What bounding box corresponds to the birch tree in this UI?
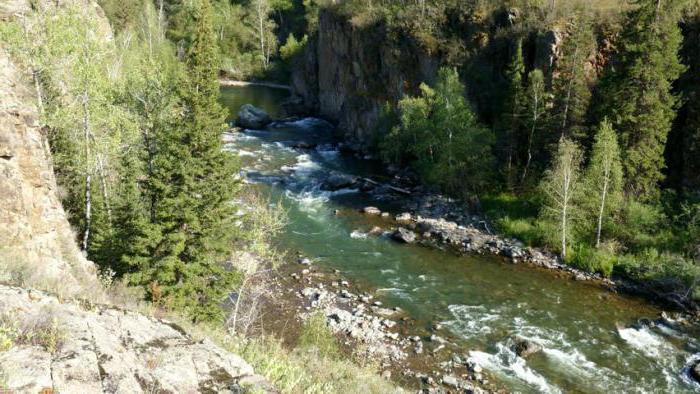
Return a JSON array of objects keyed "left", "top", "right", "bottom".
[
  {"left": 521, "top": 69, "right": 547, "bottom": 184},
  {"left": 584, "top": 119, "right": 623, "bottom": 247},
  {"left": 539, "top": 138, "right": 583, "bottom": 259}
]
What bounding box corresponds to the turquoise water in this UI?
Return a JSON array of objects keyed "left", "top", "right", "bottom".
[{"left": 221, "top": 86, "right": 700, "bottom": 393}]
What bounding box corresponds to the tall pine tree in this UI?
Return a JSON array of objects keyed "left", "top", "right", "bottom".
[
  {"left": 598, "top": 0, "right": 685, "bottom": 200},
  {"left": 552, "top": 12, "right": 594, "bottom": 142},
  {"left": 126, "top": 0, "right": 240, "bottom": 322},
  {"left": 499, "top": 39, "right": 526, "bottom": 188}
]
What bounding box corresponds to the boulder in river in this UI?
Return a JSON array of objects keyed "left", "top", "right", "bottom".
[
  {"left": 512, "top": 338, "right": 542, "bottom": 358},
  {"left": 321, "top": 173, "right": 357, "bottom": 191},
  {"left": 236, "top": 104, "right": 272, "bottom": 129},
  {"left": 391, "top": 227, "right": 417, "bottom": 244},
  {"left": 362, "top": 206, "right": 382, "bottom": 215},
  {"left": 690, "top": 361, "right": 700, "bottom": 384}
]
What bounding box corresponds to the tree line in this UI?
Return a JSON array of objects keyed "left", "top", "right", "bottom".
[
  {"left": 1, "top": 0, "right": 253, "bottom": 321},
  {"left": 378, "top": 0, "right": 700, "bottom": 302}
]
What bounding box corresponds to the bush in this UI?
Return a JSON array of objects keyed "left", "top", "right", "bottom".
[
  {"left": 617, "top": 249, "right": 700, "bottom": 300},
  {"left": 298, "top": 312, "right": 340, "bottom": 359},
  {"left": 569, "top": 244, "right": 616, "bottom": 277}
]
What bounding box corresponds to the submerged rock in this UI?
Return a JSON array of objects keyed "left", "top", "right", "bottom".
[
  {"left": 512, "top": 338, "right": 542, "bottom": 358},
  {"left": 391, "top": 227, "right": 416, "bottom": 244},
  {"left": 236, "top": 104, "right": 272, "bottom": 129},
  {"left": 321, "top": 173, "right": 357, "bottom": 191}
]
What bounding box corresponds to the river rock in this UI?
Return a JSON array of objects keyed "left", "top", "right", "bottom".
[
  {"left": 442, "top": 375, "right": 459, "bottom": 387},
  {"left": 395, "top": 212, "right": 412, "bottom": 223},
  {"left": 362, "top": 206, "right": 381, "bottom": 215},
  {"left": 391, "top": 227, "right": 416, "bottom": 244},
  {"left": 236, "top": 104, "right": 272, "bottom": 129},
  {"left": 513, "top": 338, "right": 542, "bottom": 358},
  {"left": 691, "top": 360, "right": 700, "bottom": 383},
  {"left": 321, "top": 173, "right": 357, "bottom": 191}
]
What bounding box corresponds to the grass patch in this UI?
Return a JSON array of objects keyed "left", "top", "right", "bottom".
[{"left": 0, "top": 309, "right": 65, "bottom": 354}]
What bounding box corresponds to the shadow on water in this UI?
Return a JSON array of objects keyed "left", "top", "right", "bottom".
[{"left": 221, "top": 85, "right": 700, "bottom": 394}]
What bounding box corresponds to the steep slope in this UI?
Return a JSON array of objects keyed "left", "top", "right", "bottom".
[
  {"left": 0, "top": 46, "right": 101, "bottom": 299},
  {"left": 0, "top": 4, "right": 272, "bottom": 393}
]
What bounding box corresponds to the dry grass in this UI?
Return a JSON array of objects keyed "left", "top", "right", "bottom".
[{"left": 0, "top": 307, "right": 65, "bottom": 354}]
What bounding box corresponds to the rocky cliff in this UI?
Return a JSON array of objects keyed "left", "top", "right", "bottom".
[
  {"left": 290, "top": 9, "right": 564, "bottom": 151},
  {"left": 0, "top": 3, "right": 270, "bottom": 392}
]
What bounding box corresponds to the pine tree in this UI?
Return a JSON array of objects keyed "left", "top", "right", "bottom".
[
  {"left": 584, "top": 119, "right": 623, "bottom": 248},
  {"left": 521, "top": 69, "right": 548, "bottom": 184},
  {"left": 126, "top": 0, "right": 240, "bottom": 322},
  {"left": 500, "top": 39, "right": 526, "bottom": 187},
  {"left": 539, "top": 138, "right": 583, "bottom": 259},
  {"left": 552, "top": 13, "right": 594, "bottom": 141},
  {"left": 598, "top": 0, "right": 685, "bottom": 200}
]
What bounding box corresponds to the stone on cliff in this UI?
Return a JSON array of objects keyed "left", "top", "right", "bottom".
[{"left": 236, "top": 104, "right": 272, "bottom": 129}]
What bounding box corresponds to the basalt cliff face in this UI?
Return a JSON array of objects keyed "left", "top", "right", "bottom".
[
  {"left": 290, "top": 9, "right": 565, "bottom": 151},
  {"left": 0, "top": 3, "right": 269, "bottom": 393}
]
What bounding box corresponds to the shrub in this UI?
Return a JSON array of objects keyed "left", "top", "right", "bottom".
[
  {"left": 298, "top": 312, "right": 340, "bottom": 359},
  {"left": 569, "top": 244, "right": 616, "bottom": 277}
]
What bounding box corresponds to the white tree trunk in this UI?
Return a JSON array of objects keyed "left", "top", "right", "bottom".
[{"left": 81, "top": 92, "right": 92, "bottom": 251}]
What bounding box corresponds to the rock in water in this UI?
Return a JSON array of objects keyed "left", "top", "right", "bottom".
[
  {"left": 691, "top": 360, "right": 700, "bottom": 383},
  {"left": 362, "top": 206, "right": 382, "bottom": 215},
  {"left": 236, "top": 104, "right": 272, "bottom": 129},
  {"left": 321, "top": 173, "right": 357, "bottom": 191},
  {"left": 391, "top": 227, "right": 416, "bottom": 244},
  {"left": 512, "top": 338, "right": 542, "bottom": 358}
]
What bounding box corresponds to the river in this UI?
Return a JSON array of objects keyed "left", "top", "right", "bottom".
[{"left": 220, "top": 85, "right": 700, "bottom": 393}]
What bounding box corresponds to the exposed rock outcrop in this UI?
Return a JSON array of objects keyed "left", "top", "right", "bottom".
[
  {"left": 290, "top": 9, "right": 566, "bottom": 151},
  {"left": 0, "top": 47, "right": 100, "bottom": 299},
  {"left": 0, "top": 285, "right": 268, "bottom": 393}
]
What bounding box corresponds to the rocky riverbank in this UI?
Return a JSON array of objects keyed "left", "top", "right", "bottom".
[
  {"left": 288, "top": 138, "right": 700, "bottom": 314},
  {"left": 260, "top": 256, "right": 502, "bottom": 393}
]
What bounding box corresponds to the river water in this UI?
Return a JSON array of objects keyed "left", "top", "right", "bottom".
[{"left": 220, "top": 86, "right": 700, "bottom": 393}]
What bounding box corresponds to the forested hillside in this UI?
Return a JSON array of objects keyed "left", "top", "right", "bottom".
[{"left": 290, "top": 0, "right": 700, "bottom": 305}]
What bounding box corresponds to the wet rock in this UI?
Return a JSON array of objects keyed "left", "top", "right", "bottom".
[
  {"left": 391, "top": 227, "right": 416, "bottom": 244},
  {"left": 368, "top": 226, "right": 383, "bottom": 235},
  {"left": 691, "top": 360, "right": 700, "bottom": 383},
  {"left": 512, "top": 338, "right": 542, "bottom": 358},
  {"left": 236, "top": 104, "right": 271, "bottom": 129},
  {"left": 293, "top": 141, "right": 317, "bottom": 149},
  {"left": 321, "top": 173, "right": 357, "bottom": 191},
  {"left": 362, "top": 206, "right": 382, "bottom": 215},
  {"left": 395, "top": 212, "right": 412, "bottom": 223},
  {"left": 298, "top": 257, "right": 312, "bottom": 265}
]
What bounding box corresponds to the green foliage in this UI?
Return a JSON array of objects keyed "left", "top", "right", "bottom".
[
  {"left": 298, "top": 312, "right": 341, "bottom": 359},
  {"left": 538, "top": 138, "right": 583, "bottom": 258},
  {"left": 521, "top": 69, "right": 549, "bottom": 185},
  {"left": 498, "top": 39, "right": 526, "bottom": 187},
  {"left": 569, "top": 244, "right": 616, "bottom": 277},
  {"left": 380, "top": 67, "right": 496, "bottom": 195},
  {"left": 279, "top": 33, "right": 308, "bottom": 61},
  {"left": 551, "top": 12, "right": 595, "bottom": 142},
  {"left": 617, "top": 249, "right": 700, "bottom": 300},
  {"left": 582, "top": 119, "right": 623, "bottom": 246},
  {"left": 598, "top": 0, "right": 686, "bottom": 200},
  {"left": 121, "top": 0, "right": 241, "bottom": 322}
]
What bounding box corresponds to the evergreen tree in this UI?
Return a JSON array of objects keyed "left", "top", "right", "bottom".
[
  {"left": 584, "top": 119, "right": 623, "bottom": 248},
  {"left": 521, "top": 69, "right": 548, "bottom": 184},
  {"left": 127, "top": 0, "right": 240, "bottom": 322},
  {"left": 497, "top": 39, "right": 527, "bottom": 188},
  {"left": 539, "top": 138, "right": 583, "bottom": 259},
  {"left": 598, "top": 0, "right": 685, "bottom": 200},
  {"left": 552, "top": 13, "right": 594, "bottom": 142}
]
